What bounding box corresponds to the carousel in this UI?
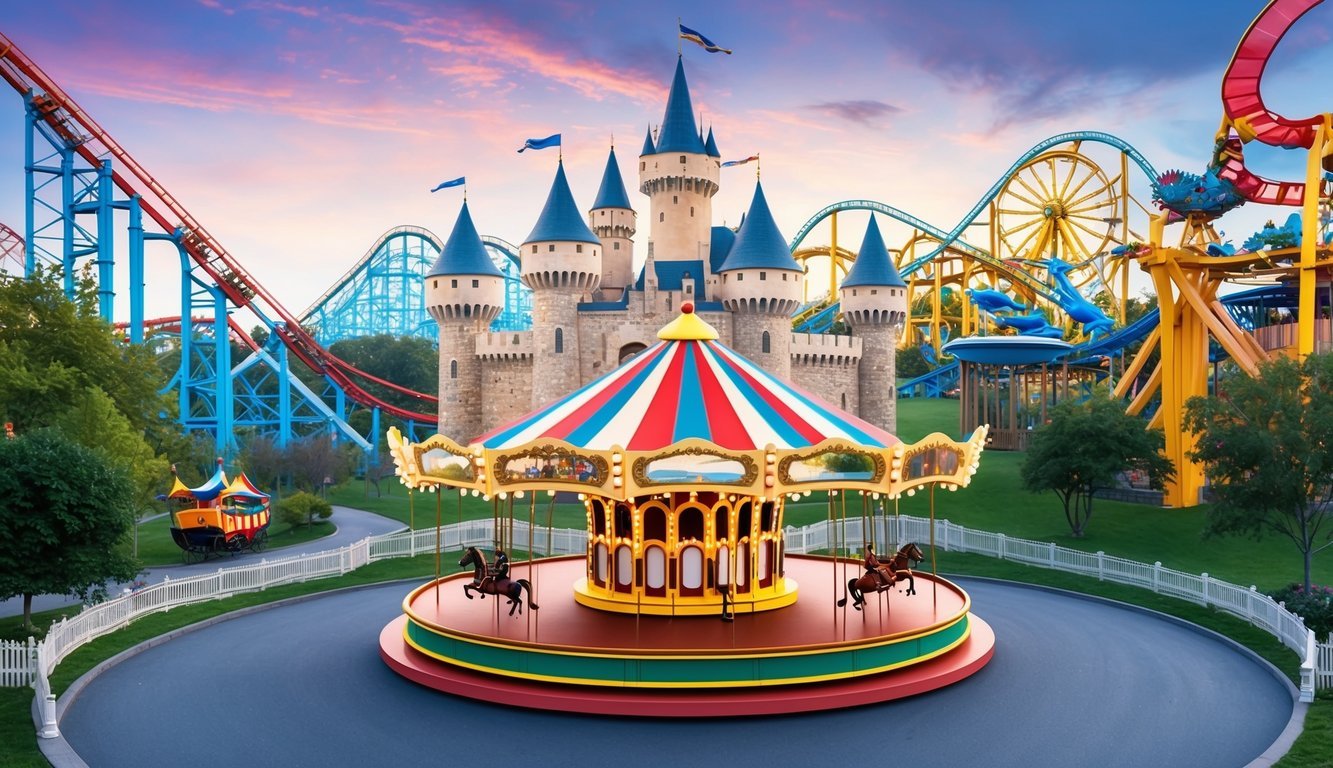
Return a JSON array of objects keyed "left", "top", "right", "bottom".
[{"left": 380, "top": 304, "right": 994, "bottom": 716}]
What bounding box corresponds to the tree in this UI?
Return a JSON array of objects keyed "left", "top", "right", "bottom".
[
  {"left": 0, "top": 430, "right": 140, "bottom": 631},
  {"left": 285, "top": 435, "right": 355, "bottom": 493},
  {"left": 1183, "top": 354, "right": 1333, "bottom": 592},
  {"left": 1021, "top": 395, "right": 1173, "bottom": 537},
  {"left": 276, "top": 490, "right": 333, "bottom": 529}
]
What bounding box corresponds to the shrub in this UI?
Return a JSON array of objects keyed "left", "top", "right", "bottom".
[
  {"left": 276, "top": 491, "right": 333, "bottom": 529},
  {"left": 1269, "top": 582, "right": 1333, "bottom": 639}
]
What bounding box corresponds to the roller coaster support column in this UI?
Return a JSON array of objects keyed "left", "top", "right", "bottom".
[
  {"left": 127, "top": 195, "right": 144, "bottom": 344},
  {"left": 276, "top": 334, "right": 292, "bottom": 447},
  {"left": 1298, "top": 122, "right": 1329, "bottom": 358},
  {"left": 1132, "top": 215, "right": 1267, "bottom": 507},
  {"left": 829, "top": 211, "right": 838, "bottom": 302}
]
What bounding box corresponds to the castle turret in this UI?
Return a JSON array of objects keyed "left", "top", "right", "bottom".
[
  {"left": 426, "top": 201, "right": 506, "bottom": 440},
  {"left": 589, "top": 146, "right": 636, "bottom": 296},
  {"left": 717, "top": 181, "right": 803, "bottom": 380},
  {"left": 639, "top": 56, "right": 719, "bottom": 268},
  {"left": 838, "top": 214, "right": 907, "bottom": 433},
  {"left": 522, "top": 160, "right": 601, "bottom": 406}
]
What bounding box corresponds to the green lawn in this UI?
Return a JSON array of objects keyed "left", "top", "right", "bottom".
[
  {"left": 2, "top": 397, "right": 1329, "bottom": 766},
  {"left": 330, "top": 482, "right": 590, "bottom": 530}
]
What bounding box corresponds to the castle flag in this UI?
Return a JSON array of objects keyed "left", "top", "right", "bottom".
[
  {"left": 721, "top": 156, "right": 758, "bottom": 168},
  {"left": 430, "top": 177, "right": 465, "bottom": 192},
  {"left": 518, "top": 134, "right": 562, "bottom": 153},
  {"left": 679, "top": 24, "right": 732, "bottom": 55}
]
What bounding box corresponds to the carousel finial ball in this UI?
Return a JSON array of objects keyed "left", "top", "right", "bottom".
[{"left": 681, "top": 301, "right": 695, "bottom": 314}]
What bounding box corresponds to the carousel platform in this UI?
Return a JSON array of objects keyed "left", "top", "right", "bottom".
[{"left": 380, "top": 554, "right": 994, "bottom": 716}]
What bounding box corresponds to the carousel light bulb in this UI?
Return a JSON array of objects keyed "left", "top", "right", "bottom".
[
  {"left": 482, "top": 495, "right": 490, "bottom": 501},
  {"left": 612, "top": 452, "right": 622, "bottom": 463},
  {"left": 515, "top": 491, "right": 524, "bottom": 499},
  {"left": 612, "top": 466, "right": 622, "bottom": 476},
  {"left": 613, "top": 477, "right": 623, "bottom": 488},
  {"left": 890, "top": 471, "right": 901, "bottom": 481},
  {"left": 906, "top": 489, "right": 916, "bottom": 497},
  {"left": 578, "top": 493, "right": 587, "bottom": 500}
]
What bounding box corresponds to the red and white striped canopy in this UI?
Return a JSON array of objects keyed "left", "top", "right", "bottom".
[{"left": 476, "top": 309, "right": 897, "bottom": 453}]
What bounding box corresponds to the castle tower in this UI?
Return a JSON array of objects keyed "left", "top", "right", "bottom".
[
  {"left": 521, "top": 160, "right": 602, "bottom": 407},
  {"left": 425, "top": 201, "right": 506, "bottom": 441},
  {"left": 717, "top": 181, "right": 803, "bottom": 381},
  {"left": 588, "top": 146, "right": 636, "bottom": 296},
  {"left": 839, "top": 214, "right": 908, "bottom": 434},
  {"left": 638, "top": 56, "right": 719, "bottom": 268}
]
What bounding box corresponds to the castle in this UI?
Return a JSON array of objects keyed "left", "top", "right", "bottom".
[{"left": 424, "top": 56, "right": 908, "bottom": 443}]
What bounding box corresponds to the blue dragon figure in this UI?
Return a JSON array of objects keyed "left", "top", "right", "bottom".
[
  {"left": 1043, "top": 257, "right": 1114, "bottom": 341},
  {"left": 1242, "top": 212, "right": 1304, "bottom": 252},
  {"left": 964, "top": 287, "right": 1027, "bottom": 314},
  {"left": 1152, "top": 167, "right": 1246, "bottom": 219}
]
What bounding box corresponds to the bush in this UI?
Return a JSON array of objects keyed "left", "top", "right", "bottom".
[
  {"left": 1269, "top": 582, "right": 1333, "bottom": 638},
  {"left": 276, "top": 491, "right": 333, "bottom": 529}
]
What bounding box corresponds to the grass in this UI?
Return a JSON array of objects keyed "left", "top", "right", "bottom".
[
  {"left": 330, "top": 482, "right": 590, "bottom": 530},
  {"left": 129, "top": 514, "right": 336, "bottom": 567},
  {"left": 2, "top": 397, "right": 1330, "bottom": 765}
]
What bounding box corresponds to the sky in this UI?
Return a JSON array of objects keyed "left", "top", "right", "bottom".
[{"left": 3, "top": 0, "right": 1333, "bottom": 322}]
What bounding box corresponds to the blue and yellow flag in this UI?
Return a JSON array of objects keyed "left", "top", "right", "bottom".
[
  {"left": 518, "top": 134, "right": 561, "bottom": 153},
  {"left": 679, "top": 24, "right": 732, "bottom": 55},
  {"left": 430, "top": 177, "right": 465, "bottom": 192}
]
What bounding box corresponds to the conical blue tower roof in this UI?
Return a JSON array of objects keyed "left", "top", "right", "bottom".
[
  {"left": 523, "top": 160, "right": 600, "bottom": 245},
  {"left": 591, "top": 147, "right": 632, "bottom": 210},
  {"left": 719, "top": 181, "right": 801, "bottom": 272},
  {"left": 653, "top": 57, "right": 707, "bottom": 155},
  {"left": 705, "top": 126, "right": 720, "bottom": 158},
  {"left": 640, "top": 126, "right": 656, "bottom": 156},
  {"left": 842, "top": 215, "right": 906, "bottom": 288},
  {"left": 426, "top": 201, "right": 503, "bottom": 278}
]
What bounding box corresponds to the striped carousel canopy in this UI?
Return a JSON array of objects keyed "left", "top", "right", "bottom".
[{"left": 476, "top": 304, "right": 898, "bottom": 453}]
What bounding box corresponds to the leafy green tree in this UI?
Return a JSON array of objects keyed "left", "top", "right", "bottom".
[
  {"left": 896, "top": 345, "right": 932, "bottom": 380},
  {"left": 0, "top": 430, "right": 140, "bottom": 631},
  {"left": 1184, "top": 354, "right": 1333, "bottom": 592},
  {"left": 329, "top": 334, "right": 437, "bottom": 414},
  {"left": 276, "top": 490, "right": 333, "bottom": 529},
  {"left": 1021, "top": 395, "right": 1173, "bottom": 537}
]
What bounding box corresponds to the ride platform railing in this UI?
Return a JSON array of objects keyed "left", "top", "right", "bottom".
[{"left": 2, "top": 511, "right": 1325, "bottom": 743}]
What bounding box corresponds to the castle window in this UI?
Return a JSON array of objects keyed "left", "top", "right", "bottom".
[
  {"left": 450, "top": 279, "right": 457, "bottom": 288},
  {"left": 532, "top": 245, "right": 537, "bottom": 254},
  {"left": 841, "top": 393, "right": 847, "bottom": 409},
  {"left": 614, "top": 242, "right": 621, "bottom": 250},
  {"left": 685, "top": 284, "right": 693, "bottom": 295},
  {"left": 472, "top": 279, "right": 479, "bottom": 288},
  {"left": 782, "top": 273, "right": 787, "bottom": 280},
  {"left": 555, "top": 328, "right": 564, "bottom": 354},
  {"left": 660, "top": 212, "right": 665, "bottom": 222},
  {"left": 690, "top": 206, "right": 694, "bottom": 217},
  {"left": 760, "top": 271, "right": 767, "bottom": 281},
  {"left": 548, "top": 244, "right": 555, "bottom": 252},
  {"left": 673, "top": 195, "right": 678, "bottom": 204},
  {"left": 577, "top": 244, "right": 583, "bottom": 253},
  {"left": 450, "top": 360, "right": 458, "bottom": 379},
  {"left": 737, "top": 273, "right": 743, "bottom": 281},
  {"left": 679, "top": 155, "right": 686, "bottom": 164},
  {"left": 762, "top": 331, "right": 771, "bottom": 353},
  {"left": 871, "top": 289, "right": 878, "bottom": 295}
]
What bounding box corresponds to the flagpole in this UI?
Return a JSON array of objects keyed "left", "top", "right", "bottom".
[{"left": 677, "top": 17, "right": 682, "bottom": 56}]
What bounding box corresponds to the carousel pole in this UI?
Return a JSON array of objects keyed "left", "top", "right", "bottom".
[
  {"left": 493, "top": 495, "right": 502, "bottom": 625},
  {"left": 828, "top": 492, "right": 837, "bottom": 631},
  {"left": 839, "top": 489, "right": 849, "bottom": 641},
  {"left": 930, "top": 483, "right": 938, "bottom": 614},
  {"left": 434, "top": 485, "right": 442, "bottom": 610},
  {"left": 408, "top": 488, "right": 415, "bottom": 558}
]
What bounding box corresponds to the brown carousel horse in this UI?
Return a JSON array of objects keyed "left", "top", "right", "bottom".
[
  {"left": 459, "top": 546, "right": 540, "bottom": 616},
  {"left": 836, "top": 542, "right": 925, "bottom": 611}
]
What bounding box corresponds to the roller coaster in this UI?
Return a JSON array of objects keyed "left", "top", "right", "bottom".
[{"left": 1, "top": 1, "right": 1329, "bottom": 509}]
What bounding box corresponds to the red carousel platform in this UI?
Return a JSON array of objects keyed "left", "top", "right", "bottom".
[{"left": 380, "top": 554, "right": 994, "bottom": 717}]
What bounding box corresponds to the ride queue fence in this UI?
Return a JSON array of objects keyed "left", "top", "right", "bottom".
[{"left": 1, "top": 513, "right": 1327, "bottom": 740}]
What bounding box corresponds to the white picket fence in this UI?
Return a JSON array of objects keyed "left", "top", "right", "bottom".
[{"left": 2, "top": 513, "right": 1329, "bottom": 741}]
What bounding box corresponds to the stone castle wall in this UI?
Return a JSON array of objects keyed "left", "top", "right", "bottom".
[{"left": 855, "top": 327, "right": 899, "bottom": 434}]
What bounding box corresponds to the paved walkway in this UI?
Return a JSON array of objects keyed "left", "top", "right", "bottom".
[
  {"left": 0, "top": 506, "right": 404, "bottom": 619},
  {"left": 57, "top": 578, "right": 1295, "bottom": 768}
]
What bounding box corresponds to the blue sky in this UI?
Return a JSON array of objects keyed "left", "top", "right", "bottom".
[{"left": 2, "top": 1, "right": 1331, "bottom": 318}]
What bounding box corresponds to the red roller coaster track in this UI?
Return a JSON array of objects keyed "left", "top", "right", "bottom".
[
  {"left": 1217, "top": 0, "right": 1330, "bottom": 206},
  {"left": 0, "top": 31, "right": 438, "bottom": 424}
]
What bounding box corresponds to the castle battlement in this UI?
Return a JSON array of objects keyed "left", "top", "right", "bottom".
[
  {"left": 477, "top": 331, "right": 533, "bottom": 360},
  {"left": 790, "top": 332, "right": 862, "bottom": 365}
]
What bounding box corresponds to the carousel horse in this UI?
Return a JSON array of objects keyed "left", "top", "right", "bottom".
[
  {"left": 836, "top": 542, "right": 925, "bottom": 611},
  {"left": 459, "top": 546, "right": 540, "bottom": 616}
]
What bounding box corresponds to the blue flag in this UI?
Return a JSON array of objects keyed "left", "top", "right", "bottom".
[
  {"left": 518, "top": 134, "right": 561, "bottom": 153},
  {"left": 430, "top": 177, "right": 465, "bottom": 192},
  {"left": 679, "top": 24, "right": 732, "bottom": 55}
]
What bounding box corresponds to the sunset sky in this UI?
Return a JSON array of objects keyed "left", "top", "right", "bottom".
[{"left": 3, "top": 1, "right": 1332, "bottom": 321}]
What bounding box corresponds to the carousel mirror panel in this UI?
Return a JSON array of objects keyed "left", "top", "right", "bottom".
[
  {"left": 633, "top": 447, "right": 757, "bottom": 486},
  {"left": 902, "top": 444, "right": 963, "bottom": 482},
  {"left": 777, "top": 446, "right": 886, "bottom": 487},
  {"left": 494, "top": 446, "right": 608, "bottom": 488}
]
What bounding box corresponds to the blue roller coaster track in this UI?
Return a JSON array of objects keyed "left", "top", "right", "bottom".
[{"left": 299, "top": 226, "right": 532, "bottom": 346}]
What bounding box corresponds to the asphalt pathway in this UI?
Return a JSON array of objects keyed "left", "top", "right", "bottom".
[
  {"left": 0, "top": 505, "right": 404, "bottom": 619},
  {"left": 58, "top": 578, "right": 1294, "bottom": 768}
]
